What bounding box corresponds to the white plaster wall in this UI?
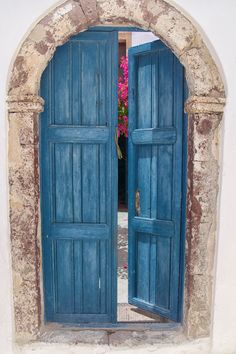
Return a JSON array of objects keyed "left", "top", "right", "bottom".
[
  {"left": 0, "top": 3, "right": 64, "bottom": 354},
  {"left": 0, "top": 1, "right": 236, "bottom": 354},
  {"left": 132, "top": 32, "right": 158, "bottom": 46},
  {"left": 169, "top": 3, "right": 236, "bottom": 354}
]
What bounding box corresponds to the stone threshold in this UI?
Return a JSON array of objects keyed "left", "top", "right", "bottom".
[{"left": 35, "top": 323, "right": 185, "bottom": 346}]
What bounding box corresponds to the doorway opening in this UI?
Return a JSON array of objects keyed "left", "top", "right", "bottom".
[{"left": 39, "top": 26, "right": 187, "bottom": 327}]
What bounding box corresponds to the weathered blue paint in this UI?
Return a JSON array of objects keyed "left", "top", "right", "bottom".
[
  {"left": 40, "top": 28, "right": 187, "bottom": 325},
  {"left": 88, "top": 26, "right": 147, "bottom": 32},
  {"left": 40, "top": 30, "right": 118, "bottom": 323},
  {"left": 131, "top": 127, "right": 177, "bottom": 145},
  {"left": 128, "top": 40, "right": 187, "bottom": 321}
]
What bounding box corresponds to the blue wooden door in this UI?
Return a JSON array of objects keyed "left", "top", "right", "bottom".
[
  {"left": 128, "top": 40, "right": 187, "bottom": 321},
  {"left": 40, "top": 31, "right": 118, "bottom": 323}
]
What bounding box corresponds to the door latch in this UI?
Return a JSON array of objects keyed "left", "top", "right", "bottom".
[{"left": 135, "top": 190, "right": 140, "bottom": 216}]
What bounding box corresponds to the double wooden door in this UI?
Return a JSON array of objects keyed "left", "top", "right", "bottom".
[{"left": 40, "top": 29, "right": 186, "bottom": 324}]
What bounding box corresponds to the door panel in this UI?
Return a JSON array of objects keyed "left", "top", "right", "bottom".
[
  {"left": 40, "top": 31, "right": 118, "bottom": 323},
  {"left": 128, "top": 40, "right": 186, "bottom": 321}
]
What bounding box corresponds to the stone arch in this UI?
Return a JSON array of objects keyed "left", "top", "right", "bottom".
[{"left": 7, "top": 0, "right": 226, "bottom": 342}]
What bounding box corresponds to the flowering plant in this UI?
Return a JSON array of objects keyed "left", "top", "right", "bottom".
[{"left": 118, "top": 56, "right": 128, "bottom": 138}]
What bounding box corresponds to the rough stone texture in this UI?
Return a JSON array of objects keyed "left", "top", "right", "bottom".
[
  {"left": 7, "top": 95, "right": 44, "bottom": 113},
  {"left": 16, "top": 337, "right": 211, "bottom": 354},
  {"left": 8, "top": 96, "right": 44, "bottom": 339},
  {"left": 180, "top": 44, "right": 225, "bottom": 97},
  {"left": 8, "top": 0, "right": 225, "bottom": 98},
  {"left": 108, "top": 329, "right": 186, "bottom": 346},
  {"left": 79, "top": 0, "right": 98, "bottom": 22},
  {"left": 184, "top": 98, "right": 223, "bottom": 338},
  {"left": 8, "top": 0, "right": 98, "bottom": 96},
  {"left": 7, "top": 0, "right": 226, "bottom": 344},
  {"left": 40, "top": 329, "right": 109, "bottom": 345},
  {"left": 97, "top": 0, "right": 225, "bottom": 97},
  {"left": 185, "top": 96, "right": 226, "bottom": 114},
  {"left": 38, "top": 327, "right": 187, "bottom": 346}
]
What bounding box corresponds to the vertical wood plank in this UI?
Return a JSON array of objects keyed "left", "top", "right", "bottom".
[
  {"left": 53, "top": 43, "right": 71, "bottom": 125},
  {"left": 74, "top": 240, "right": 83, "bottom": 313},
  {"left": 82, "top": 144, "right": 98, "bottom": 223},
  {"left": 149, "top": 235, "right": 157, "bottom": 304},
  {"left": 159, "top": 49, "right": 173, "bottom": 127},
  {"left": 100, "top": 240, "right": 107, "bottom": 314},
  {"left": 82, "top": 240, "right": 100, "bottom": 314},
  {"left": 156, "top": 237, "right": 171, "bottom": 309},
  {"left": 137, "top": 55, "right": 152, "bottom": 219},
  {"left": 99, "top": 145, "right": 106, "bottom": 223},
  {"left": 157, "top": 145, "right": 173, "bottom": 220},
  {"left": 98, "top": 41, "right": 106, "bottom": 126},
  {"left": 71, "top": 42, "right": 81, "bottom": 125},
  {"left": 136, "top": 233, "right": 150, "bottom": 302},
  {"left": 137, "top": 55, "right": 152, "bottom": 129},
  {"left": 54, "top": 143, "right": 73, "bottom": 222},
  {"left": 81, "top": 41, "right": 99, "bottom": 125},
  {"left": 55, "top": 239, "right": 74, "bottom": 313},
  {"left": 137, "top": 145, "right": 151, "bottom": 218},
  {"left": 151, "top": 53, "right": 159, "bottom": 220},
  {"left": 151, "top": 52, "right": 159, "bottom": 128},
  {"left": 73, "top": 144, "right": 82, "bottom": 223}
]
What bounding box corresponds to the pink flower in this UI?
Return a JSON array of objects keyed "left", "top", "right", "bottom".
[{"left": 118, "top": 56, "right": 128, "bottom": 138}]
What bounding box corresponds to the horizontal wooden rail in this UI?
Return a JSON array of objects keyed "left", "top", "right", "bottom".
[
  {"left": 131, "top": 127, "right": 176, "bottom": 145},
  {"left": 47, "top": 126, "right": 109, "bottom": 143},
  {"left": 132, "top": 217, "right": 174, "bottom": 237}
]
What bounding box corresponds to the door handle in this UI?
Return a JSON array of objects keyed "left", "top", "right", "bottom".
[{"left": 135, "top": 190, "right": 140, "bottom": 216}]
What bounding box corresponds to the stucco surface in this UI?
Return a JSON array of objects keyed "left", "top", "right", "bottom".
[
  {"left": 16, "top": 337, "right": 211, "bottom": 354},
  {"left": 6, "top": 0, "right": 226, "bottom": 348}
]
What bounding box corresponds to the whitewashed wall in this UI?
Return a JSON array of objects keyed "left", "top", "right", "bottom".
[
  {"left": 0, "top": 1, "right": 236, "bottom": 353},
  {"left": 172, "top": 3, "right": 236, "bottom": 353},
  {"left": 132, "top": 32, "right": 158, "bottom": 46}
]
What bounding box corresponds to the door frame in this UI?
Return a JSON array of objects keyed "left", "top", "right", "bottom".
[
  {"left": 40, "top": 25, "right": 188, "bottom": 325},
  {"left": 7, "top": 0, "right": 225, "bottom": 340}
]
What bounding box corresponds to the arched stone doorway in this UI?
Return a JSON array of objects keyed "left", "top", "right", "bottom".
[{"left": 7, "top": 0, "right": 225, "bottom": 341}]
